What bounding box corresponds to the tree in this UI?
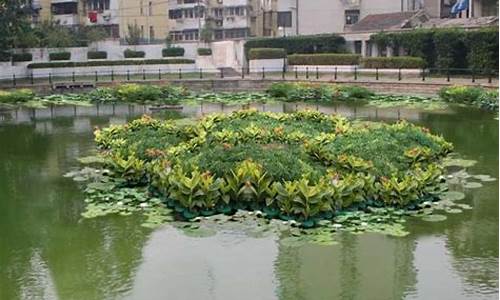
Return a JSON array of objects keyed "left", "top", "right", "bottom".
[
  {"left": 200, "top": 22, "right": 214, "bottom": 44},
  {"left": 0, "top": 0, "right": 35, "bottom": 51},
  {"left": 125, "top": 24, "right": 142, "bottom": 45}
]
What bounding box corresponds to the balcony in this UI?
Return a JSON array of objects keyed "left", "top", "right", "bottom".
[
  {"left": 52, "top": 14, "right": 79, "bottom": 26},
  {"left": 86, "top": 10, "right": 119, "bottom": 25}
]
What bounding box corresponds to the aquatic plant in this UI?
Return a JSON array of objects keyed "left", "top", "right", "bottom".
[{"left": 78, "top": 110, "right": 458, "bottom": 228}]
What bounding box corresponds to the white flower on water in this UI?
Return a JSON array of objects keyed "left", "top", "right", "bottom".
[
  {"left": 139, "top": 203, "right": 148, "bottom": 208},
  {"left": 361, "top": 222, "right": 368, "bottom": 226},
  {"left": 332, "top": 223, "right": 342, "bottom": 228},
  {"left": 117, "top": 201, "right": 123, "bottom": 206}
]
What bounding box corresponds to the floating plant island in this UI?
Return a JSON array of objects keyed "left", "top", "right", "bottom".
[{"left": 65, "top": 110, "right": 493, "bottom": 239}]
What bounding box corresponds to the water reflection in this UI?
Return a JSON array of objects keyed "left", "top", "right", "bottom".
[{"left": 0, "top": 103, "right": 497, "bottom": 300}]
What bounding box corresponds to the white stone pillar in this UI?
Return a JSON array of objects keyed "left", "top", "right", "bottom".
[{"left": 361, "top": 40, "right": 367, "bottom": 57}]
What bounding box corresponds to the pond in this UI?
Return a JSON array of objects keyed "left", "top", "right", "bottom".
[{"left": 0, "top": 102, "right": 497, "bottom": 300}]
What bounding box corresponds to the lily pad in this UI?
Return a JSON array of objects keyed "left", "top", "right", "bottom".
[
  {"left": 421, "top": 214, "right": 448, "bottom": 222},
  {"left": 472, "top": 174, "right": 497, "bottom": 182},
  {"left": 463, "top": 182, "right": 483, "bottom": 189},
  {"left": 443, "top": 158, "right": 477, "bottom": 168},
  {"left": 445, "top": 208, "right": 463, "bottom": 214},
  {"left": 440, "top": 191, "right": 466, "bottom": 201}
]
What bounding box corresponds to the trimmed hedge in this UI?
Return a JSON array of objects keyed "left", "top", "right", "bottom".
[
  {"left": 87, "top": 51, "right": 107, "bottom": 59},
  {"left": 49, "top": 52, "right": 71, "bottom": 61},
  {"left": 27, "top": 59, "right": 195, "bottom": 69},
  {"left": 361, "top": 56, "right": 425, "bottom": 69},
  {"left": 12, "top": 53, "right": 33, "bottom": 62},
  {"left": 162, "top": 47, "right": 185, "bottom": 57},
  {"left": 197, "top": 48, "right": 212, "bottom": 56},
  {"left": 124, "top": 49, "right": 146, "bottom": 58},
  {"left": 248, "top": 48, "right": 286, "bottom": 60},
  {"left": 370, "top": 27, "right": 498, "bottom": 70},
  {"left": 245, "top": 34, "right": 347, "bottom": 57},
  {"left": 288, "top": 54, "right": 360, "bottom": 65},
  {"left": 0, "top": 52, "right": 11, "bottom": 62}
]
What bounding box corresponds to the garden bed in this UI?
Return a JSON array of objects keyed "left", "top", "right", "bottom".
[{"left": 68, "top": 110, "right": 459, "bottom": 228}]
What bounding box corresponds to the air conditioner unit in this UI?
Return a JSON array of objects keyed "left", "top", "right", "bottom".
[{"left": 102, "top": 13, "right": 111, "bottom": 22}]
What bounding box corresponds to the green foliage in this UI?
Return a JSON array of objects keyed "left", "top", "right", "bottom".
[
  {"left": 113, "top": 83, "right": 186, "bottom": 104},
  {"left": 438, "top": 85, "right": 498, "bottom": 111},
  {"left": 361, "top": 56, "right": 425, "bottom": 69},
  {"left": 0, "top": 89, "right": 34, "bottom": 103},
  {"left": 124, "top": 49, "right": 145, "bottom": 58},
  {"left": 197, "top": 48, "right": 212, "bottom": 56},
  {"left": 28, "top": 59, "right": 194, "bottom": 69},
  {"left": 49, "top": 52, "right": 71, "bottom": 61},
  {"left": 288, "top": 54, "right": 360, "bottom": 65},
  {"left": 162, "top": 47, "right": 185, "bottom": 57},
  {"left": 11, "top": 53, "right": 32, "bottom": 62},
  {"left": 125, "top": 24, "right": 142, "bottom": 45},
  {"left": 87, "top": 51, "right": 107, "bottom": 59},
  {"left": 248, "top": 48, "right": 286, "bottom": 60},
  {"left": 266, "top": 82, "right": 373, "bottom": 102},
  {"left": 370, "top": 27, "right": 499, "bottom": 70},
  {"left": 0, "top": 51, "right": 11, "bottom": 62},
  {"left": 244, "top": 34, "right": 347, "bottom": 57}
]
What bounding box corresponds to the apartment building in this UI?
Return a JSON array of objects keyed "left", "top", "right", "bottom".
[{"left": 118, "top": 0, "right": 170, "bottom": 42}]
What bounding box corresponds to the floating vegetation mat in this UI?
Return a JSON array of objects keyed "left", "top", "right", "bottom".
[{"left": 64, "top": 110, "right": 495, "bottom": 243}]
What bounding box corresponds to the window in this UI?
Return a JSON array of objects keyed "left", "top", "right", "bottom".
[
  {"left": 140, "top": 25, "right": 144, "bottom": 38},
  {"left": 212, "top": 8, "right": 223, "bottom": 18},
  {"left": 354, "top": 41, "right": 362, "bottom": 54},
  {"left": 140, "top": 0, "right": 143, "bottom": 15},
  {"left": 51, "top": 3, "right": 78, "bottom": 15},
  {"left": 277, "top": 11, "right": 292, "bottom": 27},
  {"left": 149, "top": 2, "right": 153, "bottom": 16},
  {"left": 345, "top": 10, "right": 359, "bottom": 25},
  {"left": 87, "top": 0, "right": 110, "bottom": 11},
  {"left": 149, "top": 26, "right": 155, "bottom": 40},
  {"left": 169, "top": 9, "right": 182, "bottom": 19}
]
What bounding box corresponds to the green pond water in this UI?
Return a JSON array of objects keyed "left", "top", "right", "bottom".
[{"left": 0, "top": 102, "right": 497, "bottom": 300}]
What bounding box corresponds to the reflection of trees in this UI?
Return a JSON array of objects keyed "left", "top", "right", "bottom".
[
  {"left": 0, "top": 118, "right": 151, "bottom": 300},
  {"left": 418, "top": 107, "right": 499, "bottom": 292},
  {"left": 274, "top": 233, "right": 417, "bottom": 300}
]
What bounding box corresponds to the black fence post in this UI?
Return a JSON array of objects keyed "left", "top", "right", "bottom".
[
  {"left": 471, "top": 69, "right": 475, "bottom": 83},
  {"left": 199, "top": 68, "right": 203, "bottom": 79},
  {"left": 334, "top": 67, "right": 337, "bottom": 80},
  {"left": 242, "top": 67, "right": 245, "bottom": 79},
  {"left": 31, "top": 73, "right": 34, "bottom": 85},
  {"left": 398, "top": 68, "right": 402, "bottom": 81},
  {"left": 220, "top": 68, "right": 224, "bottom": 79},
  {"left": 306, "top": 67, "right": 309, "bottom": 79},
  {"left": 376, "top": 67, "right": 379, "bottom": 80},
  {"left": 422, "top": 68, "right": 426, "bottom": 81},
  {"left": 12, "top": 74, "right": 16, "bottom": 87},
  {"left": 159, "top": 69, "right": 162, "bottom": 80},
  {"left": 72, "top": 71, "right": 75, "bottom": 82},
  {"left": 49, "top": 73, "right": 52, "bottom": 84},
  {"left": 262, "top": 67, "right": 265, "bottom": 79},
  {"left": 127, "top": 70, "right": 130, "bottom": 81},
  {"left": 282, "top": 66, "right": 286, "bottom": 79},
  {"left": 143, "top": 69, "right": 146, "bottom": 80},
  {"left": 354, "top": 66, "right": 357, "bottom": 80},
  {"left": 95, "top": 71, "right": 98, "bottom": 82},
  {"left": 111, "top": 70, "right": 114, "bottom": 82},
  {"left": 316, "top": 67, "right": 319, "bottom": 79},
  {"left": 295, "top": 68, "right": 298, "bottom": 79},
  {"left": 446, "top": 68, "right": 450, "bottom": 82},
  {"left": 488, "top": 69, "right": 492, "bottom": 83}
]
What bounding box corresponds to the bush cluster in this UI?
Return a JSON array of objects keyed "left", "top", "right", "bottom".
[
  {"left": 124, "top": 49, "right": 146, "bottom": 58},
  {"left": 93, "top": 111, "right": 452, "bottom": 226},
  {"left": 361, "top": 56, "right": 426, "bottom": 69},
  {"left": 0, "top": 89, "right": 35, "bottom": 103},
  {"left": 288, "top": 53, "right": 360, "bottom": 65},
  {"left": 370, "top": 27, "right": 498, "bottom": 71},
  {"left": 27, "top": 59, "right": 195, "bottom": 69},
  {"left": 87, "top": 51, "right": 107, "bottom": 59},
  {"left": 162, "top": 47, "right": 185, "bottom": 57},
  {"left": 12, "top": 53, "right": 33, "bottom": 62},
  {"left": 197, "top": 48, "right": 212, "bottom": 56},
  {"left": 0, "top": 52, "right": 12, "bottom": 62},
  {"left": 245, "top": 34, "right": 347, "bottom": 57},
  {"left": 266, "top": 82, "right": 373, "bottom": 102},
  {"left": 438, "top": 85, "right": 499, "bottom": 110},
  {"left": 248, "top": 48, "right": 286, "bottom": 60},
  {"left": 49, "top": 52, "right": 71, "bottom": 61}
]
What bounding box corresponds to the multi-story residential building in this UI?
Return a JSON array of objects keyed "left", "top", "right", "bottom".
[{"left": 118, "top": 0, "right": 170, "bottom": 42}]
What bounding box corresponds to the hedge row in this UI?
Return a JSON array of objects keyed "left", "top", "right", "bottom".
[
  {"left": 87, "top": 51, "right": 107, "bottom": 59},
  {"left": 288, "top": 54, "right": 360, "bottom": 65},
  {"left": 124, "top": 49, "right": 145, "bottom": 58},
  {"left": 49, "top": 52, "right": 71, "bottom": 61},
  {"left": 361, "top": 57, "right": 425, "bottom": 69},
  {"left": 245, "top": 34, "right": 347, "bottom": 57},
  {"left": 197, "top": 48, "right": 212, "bottom": 56},
  {"left": 162, "top": 47, "right": 185, "bottom": 57},
  {"left": 12, "top": 53, "right": 33, "bottom": 62},
  {"left": 248, "top": 48, "right": 286, "bottom": 60},
  {"left": 27, "top": 59, "right": 195, "bottom": 69},
  {"left": 370, "top": 27, "right": 499, "bottom": 70}
]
